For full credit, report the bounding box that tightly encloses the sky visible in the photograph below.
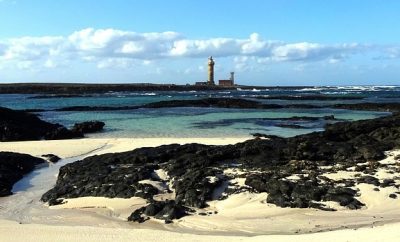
[0,0,399,86]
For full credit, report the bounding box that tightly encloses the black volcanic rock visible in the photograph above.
[56,106,139,111]
[128,200,190,223]
[0,152,46,196]
[256,95,364,101]
[0,107,63,141]
[41,154,61,163]
[332,103,400,113]
[0,83,233,94]
[143,98,282,109]
[44,127,82,140]
[42,113,400,222]
[28,94,92,99]
[275,124,308,129]
[71,121,105,134]
[26,97,399,113]
[0,107,106,141]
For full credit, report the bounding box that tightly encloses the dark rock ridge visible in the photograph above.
[38,98,400,113]
[191,115,338,130]
[333,103,400,113]
[54,98,283,112]
[42,113,400,222]
[28,94,93,99]
[142,98,280,109]
[0,107,105,141]
[56,106,139,112]
[256,95,364,101]
[0,152,46,196]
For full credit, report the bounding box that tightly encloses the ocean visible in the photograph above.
[1,85,399,138]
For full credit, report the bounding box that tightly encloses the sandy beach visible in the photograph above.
[0,137,399,241]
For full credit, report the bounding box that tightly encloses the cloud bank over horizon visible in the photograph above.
[0,28,399,85]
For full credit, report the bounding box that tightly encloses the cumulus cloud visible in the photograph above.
[0,28,385,70]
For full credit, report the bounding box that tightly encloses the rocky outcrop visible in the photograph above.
[28,94,93,99]
[21,97,400,113]
[71,121,105,134]
[256,95,364,100]
[41,154,61,163]
[192,115,338,129]
[128,200,191,223]
[143,98,281,109]
[332,103,400,113]
[0,152,46,196]
[0,107,105,141]
[0,107,64,141]
[41,113,400,222]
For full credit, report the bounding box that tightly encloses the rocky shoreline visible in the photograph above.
[41,112,400,223]
[0,107,105,142]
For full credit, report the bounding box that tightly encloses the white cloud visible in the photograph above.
[0,28,389,71]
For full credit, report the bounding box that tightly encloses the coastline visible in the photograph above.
[0,136,399,241]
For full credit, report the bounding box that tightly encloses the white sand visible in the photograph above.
[0,138,400,241]
[0,218,399,242]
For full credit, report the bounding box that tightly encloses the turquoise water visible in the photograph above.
[1,86,397,138]
[40,108,388,138]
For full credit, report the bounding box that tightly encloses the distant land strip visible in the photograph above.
[0,83,312,94]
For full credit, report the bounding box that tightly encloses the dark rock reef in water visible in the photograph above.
[0,152,46,196]
[191,115,337,130]
[0,107,105,141]
[256,95,364,101]
[41,113,400,222]
[54,98,283,112]
[71,121,105,134]
[27,94,93,99]
[333,103,400,113]
[44,98,400,113]
[142,98,281,109]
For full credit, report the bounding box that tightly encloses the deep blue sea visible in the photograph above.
[1,85,399,138]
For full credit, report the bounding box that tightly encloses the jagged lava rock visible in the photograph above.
[0,152,45,196]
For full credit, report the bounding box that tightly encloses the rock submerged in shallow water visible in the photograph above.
[71,121,105,134]
[0,152,46,196]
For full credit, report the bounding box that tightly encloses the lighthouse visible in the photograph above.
[208,56,215,85]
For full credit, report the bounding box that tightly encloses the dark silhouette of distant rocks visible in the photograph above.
[332,103,400,113]
[256,95,364,101]
[71,121,105,134]
[24,98,397,113]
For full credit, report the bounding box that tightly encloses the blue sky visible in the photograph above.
[0,0,399,85]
